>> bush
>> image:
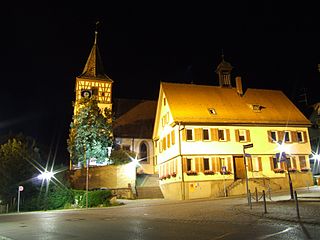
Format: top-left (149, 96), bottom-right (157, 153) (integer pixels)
top-left (46, 186), bottom-right (74, 210)
top-left (73, 189), bottom-right (112, 208)
top-left (89, 190), bottom-right (112, 207)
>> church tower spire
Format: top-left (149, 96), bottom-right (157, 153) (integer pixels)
top-left (74, 22), bottom-right (113, 114)
top-left (215, 51), bottom-right (233, 87)
top-left (79, 21), bottom-right (112, 81)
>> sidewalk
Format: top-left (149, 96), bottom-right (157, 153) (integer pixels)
top-left (234, 186), bottom-right (320, 225)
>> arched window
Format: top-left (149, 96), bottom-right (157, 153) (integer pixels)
top-left (139, 142), bottom-right (148, 163)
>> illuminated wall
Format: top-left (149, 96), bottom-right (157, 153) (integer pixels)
top-left (74, 77), bottom-right (113, 115)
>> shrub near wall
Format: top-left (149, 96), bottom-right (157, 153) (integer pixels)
top-left (73, 189), bottom-right (112, 208)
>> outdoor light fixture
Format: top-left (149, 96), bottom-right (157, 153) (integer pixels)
top-left (37, 170), bottom-right (54, 181)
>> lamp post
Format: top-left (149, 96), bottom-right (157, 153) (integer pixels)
top-left (277, 141), bottom-right (294, 200)
top-left (243, 143), bottom-right (253, 205)
top-left (287, 160), bottom-right (294, 200)
top-left (84, 144), bottom-right (89, 209)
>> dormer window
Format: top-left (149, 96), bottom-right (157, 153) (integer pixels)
top-left (208, 108), bottom-right (216, 115)
top-left (249, 104), bottom-right (265, 113)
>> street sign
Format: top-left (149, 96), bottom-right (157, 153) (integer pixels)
top-left (243, 143), bottom-right (253, 149)
top-left (18, 186), bottom-right (24, 192)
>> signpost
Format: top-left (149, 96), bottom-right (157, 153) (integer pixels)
top-left (243, 143), bottom-right (253, 205)
top-left (17, 185), bottom-right (23, 213)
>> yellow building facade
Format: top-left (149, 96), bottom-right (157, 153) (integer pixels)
top-left (153, 70), bottom-right (313, 200)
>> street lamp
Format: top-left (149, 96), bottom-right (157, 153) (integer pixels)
top-left (37, 170), bottom-right (54, 181)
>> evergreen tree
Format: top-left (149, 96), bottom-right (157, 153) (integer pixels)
top-left (68, 97), bottom-right (113, 166)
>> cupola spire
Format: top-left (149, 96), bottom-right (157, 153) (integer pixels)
top-left (215, 50), bottom-right (233, 87)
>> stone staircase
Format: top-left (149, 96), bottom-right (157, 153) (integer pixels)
top-left (226, 179), bottom-right (243, 195)
top-left (136, 174), bottom-right (164, 199)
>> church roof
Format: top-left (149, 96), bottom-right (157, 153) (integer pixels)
top-left (113, 100), bottom-right (157, 138)
top-left (161, 82), bottom-right (311, 126)
top-left (78, 31), bottom-right (113, 81)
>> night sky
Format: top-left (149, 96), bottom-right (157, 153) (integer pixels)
top-left (2, 2), bottom-right (320, 163)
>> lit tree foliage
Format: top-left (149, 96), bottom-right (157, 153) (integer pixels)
top-left (0, 134), bottom-right (40, 204)
top-left (67, 97), bottom-right (113, 166)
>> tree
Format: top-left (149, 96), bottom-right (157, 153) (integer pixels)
top-left (67, 97), bottom-right (113, 166)
top-left (0, 134), bottom-right (41, 205)
top-left (110, 149), bottom-right (135, 165)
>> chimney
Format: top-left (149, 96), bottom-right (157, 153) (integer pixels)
top-left (235, 76), bottom-right (243, 96)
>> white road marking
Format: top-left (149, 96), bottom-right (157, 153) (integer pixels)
top-left (257, 227), bottom-right (294, 239)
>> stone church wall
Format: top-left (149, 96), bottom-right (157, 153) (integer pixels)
top-left (69, 163), bottom-right (136, 198)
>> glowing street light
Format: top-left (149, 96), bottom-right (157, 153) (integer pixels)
top-left (37, 170), bottom-right (54, 181)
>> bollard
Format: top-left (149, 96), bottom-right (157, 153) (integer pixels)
top-left (255, 187), bottom-right (258, 203)
top-left (294, 191), bottom-right (300, 219)
top-left (263, 190), bottom-right (267, 214)
top-left (249, 190), bottom-right (252, 209)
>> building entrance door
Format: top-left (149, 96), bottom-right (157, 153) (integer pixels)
top-left (234, 156), bottom-right (245, 179)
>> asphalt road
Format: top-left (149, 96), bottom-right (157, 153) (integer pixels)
top-left (0, 197), bottom-right (319, 240)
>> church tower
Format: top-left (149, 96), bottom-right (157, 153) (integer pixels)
top-left (73, 27), bottom-right (113, 115)
top-left (215, 54), bottom-right (233, 87)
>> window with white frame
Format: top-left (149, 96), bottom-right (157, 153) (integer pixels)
top-left (218, 129), bottom-right (226, 141)
top-left (186, 129), bottom-right (194, 141)
top-left (270, 131), bottom-right (277, 142)
top-left (299, 156), bottom-right (307, 168)
top-left (284, 131), bottom-right (291, 142)
top-left (219, 157), bottom-right (229, 171)
top-left (239, 129), bottom-right (247, 142)
top-left (297, 131), bottom-right (304, 142)
top-left (203, 158), bottom-right (210, 170)
top-left (186, 158), bottom-right (193, 171)
top-left (203, 128), bottom-right (210, 141)
top-left (251, 157), bottom-right (260, 171)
